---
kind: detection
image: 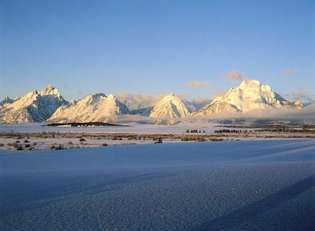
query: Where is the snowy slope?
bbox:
[0,85,67,123]
[195,80,302,116]
[49,94,129,123]
[149,94,190,123]
[1,140,315,231]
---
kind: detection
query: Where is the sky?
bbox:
[0,0,314,101]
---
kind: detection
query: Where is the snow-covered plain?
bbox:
[0,140,314,231]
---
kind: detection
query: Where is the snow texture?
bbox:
[49,94,129,123]
[149,94,190,124]
[0,140,314,231]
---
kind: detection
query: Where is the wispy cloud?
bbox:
[287,90,314,103]
[225,71,244,81]
[186,80,209,89]
[212,91,226,99]
[283,69,296,77]
[117,93,161,110]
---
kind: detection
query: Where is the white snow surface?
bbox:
[0,140,314,231]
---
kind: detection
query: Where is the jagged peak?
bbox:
[92,93,106,98]
[158,93,187,105]
[160,93,182,101]
[106,94,116,99]
[239,79,261,87]
[80,93,106,104]
[40,85,61,96]
[238,79,273,92]
[46,84,55,90]
[166,92,176,97]
[150,93,190,120]
[105,94,124,105]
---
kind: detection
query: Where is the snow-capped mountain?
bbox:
[149,94,190,123]
[0,85,68,123]
[0,80,309,124]
[195,80,303,116]
[49,94,129,123]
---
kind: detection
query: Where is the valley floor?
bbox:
[0,140,315,231]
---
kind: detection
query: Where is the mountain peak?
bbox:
[81,93,106,105]
[238,79,274,93]
[0,86,68,123]
[161,93,181,101]
[239,79,260,87]
[166,92,176,97]
[46,84,55,90]
[41,85,61,96]
[149,93,190,122]
[195,79,301,116]
[49,93,129,123]
[107,94,116,99]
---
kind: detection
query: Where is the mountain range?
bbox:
[0,80,309,124]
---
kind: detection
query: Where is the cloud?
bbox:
[283,69,296,77]
[187,80,209,89]
[288,90,314,103]
[225,71,244,81]
[213,91,226,98]
[117,93,161,110]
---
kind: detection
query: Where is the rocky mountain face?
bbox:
[0,97,15,107]
[0,85,68,123]
[195,80,303,116]
[49,94,129,123]
[149,94,190,123]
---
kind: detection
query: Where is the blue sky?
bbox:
[1,0,314,100]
